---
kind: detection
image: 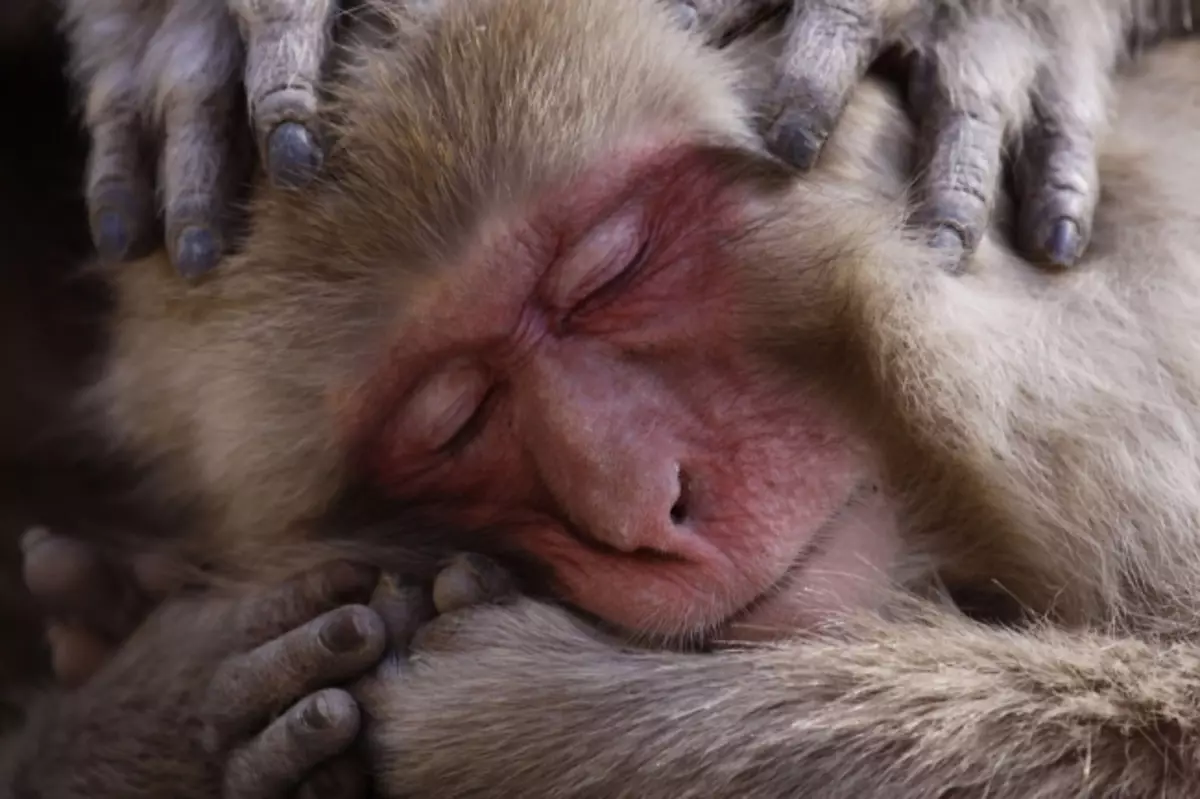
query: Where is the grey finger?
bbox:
[205,604,385,748]
[295,753,369,799]
[157,2,244,279]
[909,99,1006,263]
[432,553,520,615]
[1013,62,1107,268]
[228,0,334,187]
[84,98,157,263]
[232,560,380,645]
[369,578,436,653]
[62,0,158,261]
[906,20,1040,267]
[20,528,147,641]
[21,527,105,611]
[764,0,882,170]
[224,688,360,799]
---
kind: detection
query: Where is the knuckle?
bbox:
[807,0,878,30]
[231,0,329,26]
[252,86,318,129]
[206,655,249,709]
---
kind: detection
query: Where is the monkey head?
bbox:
[98,0,921,644]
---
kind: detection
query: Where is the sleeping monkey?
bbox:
[13,0,1200,797]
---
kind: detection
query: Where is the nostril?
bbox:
[669,466,690,525]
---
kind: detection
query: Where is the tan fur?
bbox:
[51,0,1200,795]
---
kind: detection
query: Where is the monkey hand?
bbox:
[11,560,384,799]
[62,0,335,278]
[351,554,629,797]
[20,526,188,687]
[728,0,1158,268]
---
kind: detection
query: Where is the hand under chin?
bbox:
[719,489,902,643]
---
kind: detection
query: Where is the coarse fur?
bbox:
[56,0,1200,277]
[33,0,1200,795]
[356,23,1200,799]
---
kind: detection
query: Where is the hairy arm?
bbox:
[365,599,1200,798]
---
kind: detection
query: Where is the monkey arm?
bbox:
[366,599,1200,798]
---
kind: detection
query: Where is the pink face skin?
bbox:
[344,143,901,641]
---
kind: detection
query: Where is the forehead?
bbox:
[304,0,755,267]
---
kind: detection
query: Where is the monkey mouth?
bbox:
[719,481,871,632]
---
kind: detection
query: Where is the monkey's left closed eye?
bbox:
[402,363,493,452]
[439,385,499,457]
[565,238,653,324]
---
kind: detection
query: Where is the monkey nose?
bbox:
[668,464,691,526]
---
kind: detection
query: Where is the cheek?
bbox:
[719,487,903,642]
[506,371,890,637]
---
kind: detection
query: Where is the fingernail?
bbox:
[320,611,366,653]
[93,209,131,260]
[268,122,323,188]
[20,526,50,554]
[770,123,824,171]
[174,226,220,279]
[302,694,333,730]
[1043,217,1081,267]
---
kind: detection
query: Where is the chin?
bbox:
[719,486,902,643]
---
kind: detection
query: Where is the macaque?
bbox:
[15,0,1200,796]
[60,0,1197,279]
[13,0,1200,796]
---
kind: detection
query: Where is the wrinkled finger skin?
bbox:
[905,3,1122,270]
[224,687,362,799]
[11,561,385,799]
[356,598,609,799]
[695,0,1186,269]
[228,0,334,187]
[354,555,530,709]
[204,603,385,746]
[61,0,339,279]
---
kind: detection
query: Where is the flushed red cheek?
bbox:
[512,382,874,633]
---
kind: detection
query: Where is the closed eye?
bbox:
[564,237,653,325]
[439,383,499,456]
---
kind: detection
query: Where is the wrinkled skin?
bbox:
[8,560,387,799]
[62,0,1199,277]
[61,0,336,277]
[680,0,1200,267]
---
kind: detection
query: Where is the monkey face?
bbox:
[331,143,900,641]
[98,0,906,644]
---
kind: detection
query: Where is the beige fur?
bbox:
[50,0,1200,795]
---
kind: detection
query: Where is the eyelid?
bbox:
[399,361,491,452]
[554,207,645,309]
